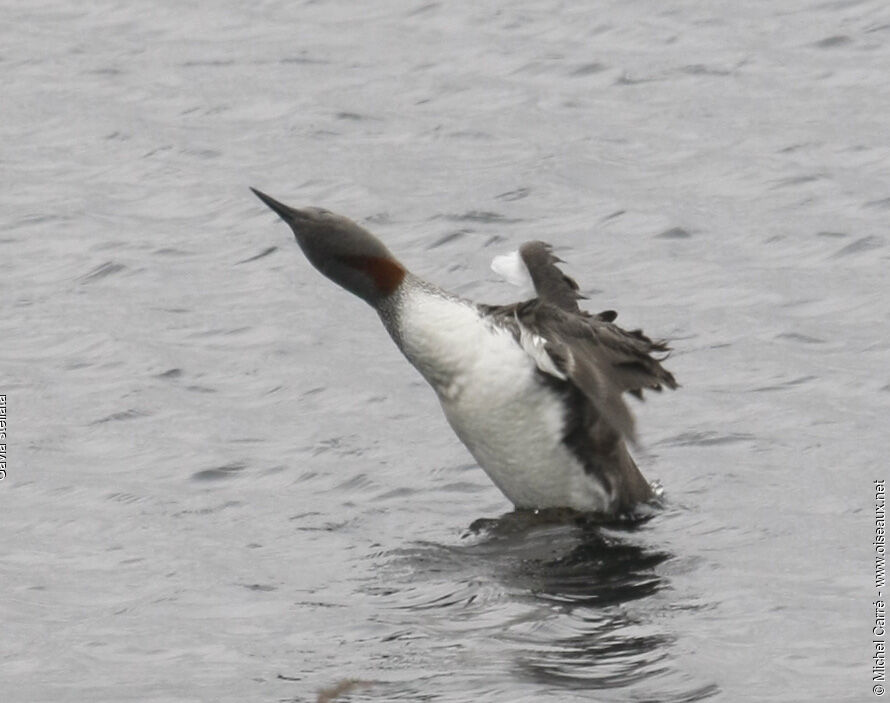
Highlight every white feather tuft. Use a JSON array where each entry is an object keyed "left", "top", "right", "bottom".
[
  {"left": 491, "top": 250, "right": 533, "bottom": 290},
  {"left": 517, "top": 321, "right": 567, "bottom": 380}
]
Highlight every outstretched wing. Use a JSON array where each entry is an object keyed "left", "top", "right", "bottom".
[
  {"left": 517, "top": 241, "right": 585, "bottom": 313},
  {"left": 519, "top": 300, "right": 677, "bottom": 439},
  {"left": 484, "top": 241, "right": 677, "bottom": 441}
]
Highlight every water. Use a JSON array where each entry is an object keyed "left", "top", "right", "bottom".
[{"left": 2, "top": 0, "right": 887, "bottom": 700}]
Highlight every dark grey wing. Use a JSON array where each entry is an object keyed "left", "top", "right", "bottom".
[
  {"left": 518, "top": 241, "right": 585, "bottom": 313},
  {"left": 482, "top": 241, "right": 676, "bottom": 439},
  {"left": 514, "top": 299, "right": 678, "bottom": 441},
  {"left": 584, "top": 315, "right": 677, "bottom": 399}
]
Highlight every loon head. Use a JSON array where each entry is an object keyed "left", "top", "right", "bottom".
[{"left": 251, "top": 188, "right": 406, "bottom": 307}]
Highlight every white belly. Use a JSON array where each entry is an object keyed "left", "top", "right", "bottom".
[
  {"left": 439, "top": 365, "right": 611, "bottom": 511},
  {"left": 393, "top": 288, "right": 610, "bottom": 512}
]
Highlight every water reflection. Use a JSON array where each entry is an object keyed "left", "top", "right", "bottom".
[
  {"left": 466, "top": 508, "right": 670, "bottom": 607},
  {"left": 376, "top": 510, "right": 716, "bottom": 700},
  {"left": 491, "top": 512, "right": 715, "bottom": 699},
  {"left": 469, "top": 511, "right": 676, "bottom": 690}
]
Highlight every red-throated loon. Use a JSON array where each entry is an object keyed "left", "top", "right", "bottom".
[{"left": 251, "top": 188, "right": 677, "bottom": 516}]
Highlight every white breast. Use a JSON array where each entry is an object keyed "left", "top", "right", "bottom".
[{"left": 393, "top": 288, "right": 610, "bottom": 512}]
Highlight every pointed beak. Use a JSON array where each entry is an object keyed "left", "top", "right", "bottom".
[{"left": 250, "top": 187, "right": 306, "bottom": 224}]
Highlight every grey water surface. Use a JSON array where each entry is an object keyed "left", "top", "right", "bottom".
[{"left": 2, "top": 1, "right": 888, "bottom": 701}]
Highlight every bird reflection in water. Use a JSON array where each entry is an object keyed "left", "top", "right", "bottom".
[
  {"left": 462, "top": 509, "right": 717, "bottom": 700},
  {"left": 373, "top": 509, "right": 717, "bottom": 701}
]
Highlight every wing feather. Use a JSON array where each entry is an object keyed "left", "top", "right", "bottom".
[{"left": 480, "top": 241, "right": 677, "bottom": 441}]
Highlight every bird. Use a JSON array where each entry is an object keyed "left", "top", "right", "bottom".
[{"left": 251, "top": 188, "right": 677, "bottom": 516}]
